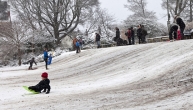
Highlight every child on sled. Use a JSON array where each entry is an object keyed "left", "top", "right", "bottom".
[{"left": 28, "top": 72, "right": 51, "bottom": 94}]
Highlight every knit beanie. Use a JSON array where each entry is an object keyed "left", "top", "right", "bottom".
[{"left": 41, "top": 72, "right": 48, "bottom": 78}]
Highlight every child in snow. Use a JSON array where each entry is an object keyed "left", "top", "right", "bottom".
[
  {"left": 28, "top": 72, "right": 51, "bottom": 94},
  {"left": 28, "top": 57, "right": 37, "bottom": 70}
]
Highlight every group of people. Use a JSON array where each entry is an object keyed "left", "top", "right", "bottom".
[
  {"left": 114, "top": 25, "right": 148, "bottom": 46},
  {"left": 73, "top": 37, "right": 83, "bottom": 53},
  {"left": 26, "top": 48, "right": 51, "bottom": 94},
  {"left": 169, "top": 15, "right": 186, "bottom": 41},
  {"left": 28, "top": 48, "right": 52, "bottom": 70}
]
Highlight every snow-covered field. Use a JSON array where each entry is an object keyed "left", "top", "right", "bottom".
[{"left": 1, "top": 40, "right": 193, "bottom": 110}]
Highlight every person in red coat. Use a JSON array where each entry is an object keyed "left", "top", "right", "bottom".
[{"left": 177, "top": 29, "right": 181, "bottom": 40}]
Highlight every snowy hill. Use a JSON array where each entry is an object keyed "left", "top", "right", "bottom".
[{"left": 1, "top": 40, "right": 193, "bottom": 110}]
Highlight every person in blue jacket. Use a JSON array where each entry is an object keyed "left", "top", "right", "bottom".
[
  {"left": 76, "top": 40, "right": 80, "bottom": 53},
  {"left": 43, "top": 48, "right": 48, "bottom": 70}
]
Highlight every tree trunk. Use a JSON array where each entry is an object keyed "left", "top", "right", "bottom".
[
  {"left": 190, "top": 0, "right": 193, "bottom": 22},
  {"left": 175, "top": 0, "right": 179, "bottom": 15},
  {"left": 18, "top": 48, "right": 21, "bottom": 66}
]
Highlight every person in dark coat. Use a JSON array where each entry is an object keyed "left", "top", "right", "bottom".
[
  {"left": 137, "top": 24, "right": 142, "bottom": 44},
  {"left": 43, "top": 48, "right": 48, "bottom": 70},
  {"left": 115, "top": 27, "right": 121, "bottom": 46},
  {"left": 95, "top": 33, "right": 101, "bottom": 48},
  {"left": 174, "top": 15, "right": 186, "bottom": 40},
  {"left": 141, "top": 25, "right": 147, "bottom": 43},
  {"left": 169, "top": 23, "right": 178, "bottom": 41},
  {"left": 130, "top": 27, "right": 135, "bottom": 45},
  {"left": 28, "top": 72, "right": 51, "bottom": 94},
  {"left": 28, "top": 57, "right": 37, "bottom": 70}
]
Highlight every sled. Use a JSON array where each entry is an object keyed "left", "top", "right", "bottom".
[{"left": 23, "top": 86, "right": 39, "bottom": 94}]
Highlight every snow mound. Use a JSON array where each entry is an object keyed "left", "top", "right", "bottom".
[{"left": 1, "top": 40, "right": 193, "bottom": 110}]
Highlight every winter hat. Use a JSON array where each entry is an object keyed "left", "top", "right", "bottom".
[{"left": 41, "top": 72, "right": 48, "bottom": 78}]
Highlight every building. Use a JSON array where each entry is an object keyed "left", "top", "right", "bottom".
[{"left": 0, "top": 0, "right": 10, "bottom": 21}]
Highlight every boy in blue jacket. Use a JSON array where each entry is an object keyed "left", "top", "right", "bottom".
[{"left": 43, "top": 48, "right": 48, "bottom": 70}]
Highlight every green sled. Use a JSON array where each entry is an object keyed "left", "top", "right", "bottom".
[{"left": 23, "top": 86, "right": 39, "bottom": 94}]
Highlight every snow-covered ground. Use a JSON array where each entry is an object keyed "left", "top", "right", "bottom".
[{"left": 1, "top": 40, "right": 193, "bottom": 110}]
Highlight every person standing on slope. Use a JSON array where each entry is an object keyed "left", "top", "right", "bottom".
[
  {"left": 95, "top": 33, "right": 101, "bottom": 48},
  {"left": 141, "top": 25, "right": 148, "bottom": 43},
  {"left": 130, "top": 27, "right": 135, "bottom": 45},
  {"left": 137, "top": 24, "right": 142, "bottom": 44},
  {"left": 174, "top": 15, "right": 186, "bottom": 40},
  {"left": 169, "top": 23, "right": 178, "bottom": 41},
  {"left": 43, "top": 48, "right": 48, "bottom": 70},
  {"left": 73, "top": 37, "right": 78, "bottom": 51},
  {"left": 127, "top": 28, "right": 132, "bottom": 45},
  {"left": 76, "top": 40, "right": 81, "bottom": 53},
  {"left": 115, "top": 27, "right": 120, "bottom": 46}
]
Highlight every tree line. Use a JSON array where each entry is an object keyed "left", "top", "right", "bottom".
[{"left": 0, "top": 0, "right": 192, "bottom": 66}]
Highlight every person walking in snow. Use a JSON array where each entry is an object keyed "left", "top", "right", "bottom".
[
  {"left": 28, "top": 57, "right": 37, "bottom": 70},
  {"left": 43, "top": 48, "right": 48, "bottom": 70},
  {"left": 95, "top": 33, "right": 101, "bottom": 48},
  {"left": 169, "top": 23, "right": 178, "bottom": 41},
  {"left": 174, "top": 15, "right": 186, "bottom": 40},
  {"left": 28, "top": 72, "right": 51, "bottom": 94}
]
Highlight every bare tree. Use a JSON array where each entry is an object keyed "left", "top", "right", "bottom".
[
  {"left": 125, "top": 0, "right": 157, "bottom": 20},
  {"left": 0, "top": 21, "right": 31, "bottom": 66},
  {"left": 10, "top": 0, "right": 99, "bottom": 45},
  {"left": 162, "top": 0, "right": 189, "bottom": 19},
  {"left": 84, "top": 8, "right": 115, "bottom": 39},
  {"left": 97, "top": 9, "right": 116, "bottom": 39},
  {"left": 124, "top": 0, "right": 167, "bottom": 37},
  {"left": 179, "top": 0, "right": 193, "bottom": 22}
]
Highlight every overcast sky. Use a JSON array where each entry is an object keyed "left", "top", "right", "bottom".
[{"left": 99, "top": 0, "right": 167, "bottom": 25}]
